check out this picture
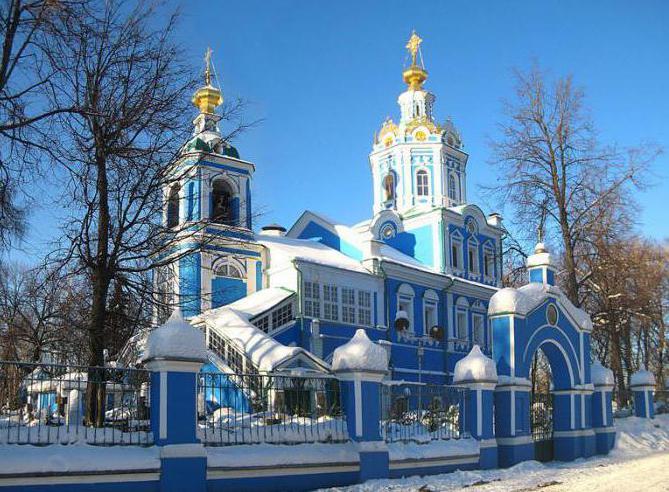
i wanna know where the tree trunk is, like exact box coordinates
[86,149,110,427]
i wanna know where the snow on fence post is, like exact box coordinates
[630,367,656,419]
[453,345,498,469]
[590,361,616,453]
[143,309,208,492]
[332,329,389,482]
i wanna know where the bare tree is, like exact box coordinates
[0,0,82,250]
[487,65,659,306]
[39,0,257,424]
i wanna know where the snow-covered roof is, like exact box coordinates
[453,345,497,384]
[591,361,614,387]
[331,329,388,373]
[488,282,593,331]
[631,367,656,388]
[526,243,554,268]
[220,287,294,318]
[143,309,207,363]
[257,234,369,274]
[202,307,328,372]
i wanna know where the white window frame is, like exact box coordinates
[323,284,339,322]
[450,231,464,272]
[483,243,495,280]
[455,297,469,341]
[416,169,429,197]
[448,172,459,204]
[423,289,439,336]
[397,283,415,331]
[472,313,485,346]
[467,237,479,275]
[342,287,356,324]
[358,290,372,327]
[303,280,321,319]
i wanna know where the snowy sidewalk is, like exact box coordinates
[321,415,669,492]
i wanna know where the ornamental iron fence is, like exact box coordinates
[530,392,553,442]
[380,382,467,443]
[0,360,152,446]
[197,371,348,445]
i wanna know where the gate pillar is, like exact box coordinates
[453,345,498,469]
[332,330,390,482]
[494,374,533,467]
[591,361,615,453]
[631,367,656,419]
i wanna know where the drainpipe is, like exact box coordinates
[292,259,307,351]
[440,276,456,383]
[376,259,393,374]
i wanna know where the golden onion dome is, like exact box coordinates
[403,31,428,90]
[192,47,223,114]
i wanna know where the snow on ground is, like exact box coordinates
[0,444,159,474]
[321,415,669,492]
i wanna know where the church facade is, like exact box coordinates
[154,34,504,384]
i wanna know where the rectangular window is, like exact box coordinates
[424,302,437,335]
[452,242,462,270]
[456,310,468,340]
[208,330,226,360]
[484,251,494,278]
[304,281,321,318]
[468,246,478,273]
[398,296,414,330]
[254,315,270,333]
[342,287,356,324]
[472,314,484,345]
[358,290,372,326]
[272,302,293,328]
[323,285,339,321]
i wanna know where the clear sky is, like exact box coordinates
[10,0,669,263]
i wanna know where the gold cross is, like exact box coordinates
[204,47,213,85]
[406,31,422,66]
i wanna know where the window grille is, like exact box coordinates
[323,285,339,321]
[342,287,356,324]
[272,303,293,328]
[358,291,372,326]
[304,281,321,318]
[254,315,270,333]
[209,330,227,360]
[416,170,429,196]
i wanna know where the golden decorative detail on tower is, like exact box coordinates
[402,31,428,90]
[192,47,223,114]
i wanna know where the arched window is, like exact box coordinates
[214,262,243,279]
[423,289,439,336]
[416,170,429,196]
[166,185,180,228]
[383,174,395,202]
[455,297,469,341]
[448,173,459,203]
[396,283,415,330]
[211,179,235,225]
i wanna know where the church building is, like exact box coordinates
[153,33,504,384]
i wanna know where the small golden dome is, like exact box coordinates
[192,47,223,114]
[192,85,222,114]
[403,31,428,90]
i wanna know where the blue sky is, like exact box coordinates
[11,0,669,263]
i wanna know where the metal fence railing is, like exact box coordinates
[0,360,152,446]
[380,382,467,443]
[197,372,348,446]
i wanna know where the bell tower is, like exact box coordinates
[154,49,263,322]
[369,32,469,217]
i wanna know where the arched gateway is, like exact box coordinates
[488,243,615,466]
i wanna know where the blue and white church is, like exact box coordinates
[153,34,504,383]
[146,34,614,465]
